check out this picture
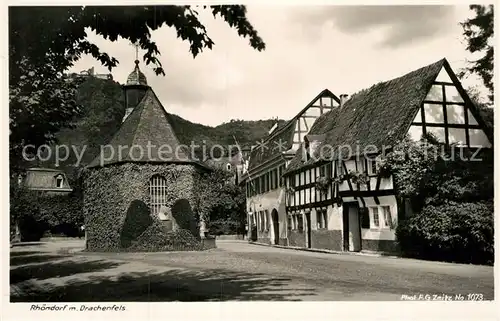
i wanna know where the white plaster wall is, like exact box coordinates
[327,205,342,230]
[247,187,288,240]
[361,195,398,241]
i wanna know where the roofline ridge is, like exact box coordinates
[129,89,153,146]
[149,90,193,162]
[253,88,341,146]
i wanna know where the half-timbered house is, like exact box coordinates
[282,58,492,253]
[244,89,341,244]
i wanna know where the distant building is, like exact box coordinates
[21,168,73,196]
[68,66,113,80]
[205,144,252,185]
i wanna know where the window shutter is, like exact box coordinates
[360,207,370,228]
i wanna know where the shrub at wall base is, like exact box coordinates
[83,163,206,252]
[396,201,493,265]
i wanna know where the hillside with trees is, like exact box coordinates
[35,76,286,179]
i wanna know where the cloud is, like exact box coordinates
[292,5,457,48]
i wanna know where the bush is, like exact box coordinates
[128,221,204,252]
[396,201,493,265]
[120,200,153,248]
[10,185,84,241]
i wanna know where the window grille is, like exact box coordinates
[150,175,168,215]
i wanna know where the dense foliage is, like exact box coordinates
[382,135,494,264]
[9,6,265,174]
[396,201,493,265]
[83,163,201,251]
[128,222,204,252]
[10,184,84,241]
[460,5,494,102]
[193,167,246,235]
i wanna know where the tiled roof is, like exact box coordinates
[248,89,340,171]
[248,121,295,170]
[88,89,205,168]
[24,168,72,190]
[285,58,447,174]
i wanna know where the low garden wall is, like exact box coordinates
[215,234,246,240]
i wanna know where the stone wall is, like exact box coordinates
[361,239,399,254]
[288,230,306,247]
[311,230,342,251]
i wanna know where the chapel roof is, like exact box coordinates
[126,60,148,86]
[87,89,207,169]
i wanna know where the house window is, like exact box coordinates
[287,215,292,230]
[150,175,167,215]
[297,214,304,232]
[55,175,64,188]
[226,163,232,171]
[337,161,344,176]
[264,211,268,231]
[382,206,392,228]
[369,206,393,229]
[371,207,380,228]
[368,159,377,175]
[316,209,328,229]
[280,165,285,186]
[319,165,325,177]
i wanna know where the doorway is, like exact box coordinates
[304,211,312,248]
[271,209,279,245]
[342,203,361,252]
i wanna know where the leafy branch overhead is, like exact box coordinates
[9,6,265,173]
[10,6,265,77]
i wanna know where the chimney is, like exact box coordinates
[339,94,349,108]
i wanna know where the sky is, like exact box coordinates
[70,5,485,127]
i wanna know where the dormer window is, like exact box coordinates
[304,134,325,161]
[55,175,64,188]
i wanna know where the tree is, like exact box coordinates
[460,5,494,102]
[9,6,265,173]
[193,167,246,235]
[380,134,494,264]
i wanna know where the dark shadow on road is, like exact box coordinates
[10,254,70,266]
[10,259,122,284]
[10,251,44,257]
[11,261,316,302]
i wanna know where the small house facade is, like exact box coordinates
[281,58,493,253]
[21,168,73,195]
[243,89,341,245]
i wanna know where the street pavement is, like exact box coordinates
[10,240,494,301]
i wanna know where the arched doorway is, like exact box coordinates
[271,209,279,245]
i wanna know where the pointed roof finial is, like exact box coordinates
[126,41,148,86]
[133,41,140,64]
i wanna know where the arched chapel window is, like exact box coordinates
[150,175,167,215]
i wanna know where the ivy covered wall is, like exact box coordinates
[83,162,204,251]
